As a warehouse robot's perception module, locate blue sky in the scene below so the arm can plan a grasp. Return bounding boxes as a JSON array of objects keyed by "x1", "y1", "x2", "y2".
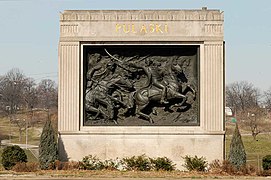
[{"x1": 0, "y1": 0, "x2": 271, "y2": 90}]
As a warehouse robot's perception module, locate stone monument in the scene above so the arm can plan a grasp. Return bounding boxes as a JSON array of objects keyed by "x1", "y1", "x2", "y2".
[{"x1": 58, "y1": 8, "x2": 225, "y2": 169}]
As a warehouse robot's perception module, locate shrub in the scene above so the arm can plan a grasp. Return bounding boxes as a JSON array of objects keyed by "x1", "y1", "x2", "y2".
[
  {"x1": 239, "y1": 164, "x2": 256, "y2": 175},
  {"x1": 258, "y1": 169, "x2": 271, "y2": 176},
  {"x1": 12, "y1": 162, "x2": 39, "y2": 172},
  {"x1": 209, "y1": 159, "x2": 256, "y2": 175},
  {"x1": 209, "y1": 159, "x2": 222, "y2": 171},
  {"x1": 53, "y1": 160, "x2": 80, "y2": 170},
  {"x1": 76, "y1": 155, "x2": 175, "y2": 171},
  {"x1": 103, "y1": 159, "x2": 121, "y2": 170},
  {"x1": 79, "y1": 155, "x2": 104, "y2": 170},
  {"x1": 220, "y1": 160, "x2": 236, "y2": 174},
  {"x1": 62, "y1": 161, "x2": 80, "y2": 170},
  {"x1": 39, "y1": 119, "x2": 58, "y2": 170},
  {"x1": 263, "y1": 155, "x2": 271, "y2": 170},
  {"x1": 1, "y1": 145, "x2": 27, "y2": 170},
  {"x1": 228, "y1": 123, "x2": 246, "y2": 169},
  {"x1": 209, "y1": 159, "x2": 238, "y2": 174},
  {"x1": 121, "y1": 154, "x2": 151, "y2": 171},
  {"x1": 182, "y1": 155, "x2": 208, "y2": 172},
  {"x1": 150, "y1": 157, "x2": 176, "y2": 171}
]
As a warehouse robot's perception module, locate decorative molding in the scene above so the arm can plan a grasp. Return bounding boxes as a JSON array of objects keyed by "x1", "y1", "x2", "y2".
[
  {"x1": 204, "y1": 24, "x2": 223, "y2": 33},
  {"x1": 59, "y1": 131, "x2": 225, "y2": 136},
  {"x1": 60, "y1": 10, "x2": 224, "y2": 21},
  {"x1": 204, "y1": 43, "x2": 223, "y2": 47},
  {"x1": 59, "y1": 36, "x2": 224, "y2": 42},
  {"x1": 60, "y1": 24, "x2": 78, "y2": 34}
]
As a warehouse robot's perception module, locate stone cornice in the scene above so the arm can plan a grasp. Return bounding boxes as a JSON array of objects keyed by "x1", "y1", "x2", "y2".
[
  {"x1": 58, "y1": 131, "x2": 226, "y2": 136},
  {"x1": 60, "y1": 9, "x2": 224, "y2": 22},
  {"x1": 59, "y1": 36, "x2": 224, "y2": 42}
]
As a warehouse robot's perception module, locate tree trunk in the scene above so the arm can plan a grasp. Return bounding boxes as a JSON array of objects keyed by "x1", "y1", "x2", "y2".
[
  {"x1": 252, "y1": 131, "x2": 260, "y2": 141},
  {"x1": 19, "y1": 129, "x2": 22, "y2": 142},
  {"x1": 252, "y1": 132, "x2": 257, "y2": 140}
]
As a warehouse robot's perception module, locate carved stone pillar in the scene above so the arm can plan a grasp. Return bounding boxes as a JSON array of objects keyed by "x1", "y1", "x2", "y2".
[{"x1": 58, "y1": 42, "x2": 80, "y2": 132}]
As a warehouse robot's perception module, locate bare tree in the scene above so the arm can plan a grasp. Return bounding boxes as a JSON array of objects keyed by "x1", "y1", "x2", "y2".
[
  {"x1": 0, "y1": 75, "x2": 4, "y2": 114},
  {"x1": 245, "y1": 107, "x2": 266, "y2": 140},
  {"x1": 226, "y1": 81, "x2": 261, "y2": 114},
  {"x1": 0, "y1": 69, "x2": 37, "y2": 142},
  {"x1": 226, "y1": 81, "x2": 271, "y2": 140},
  {"x1": 36, "y1": 79, "x2": 58, "y2": 109},
  {"x1": 10, "y1": 114, "x2": 26, "y2": 142},
  {"x1": 264, "y1": 87, "x2": 271, "y2": 109},
  {"x1": 23, "y1": 77, "x2": 38, "y2": 109},
  {"x1": 0, "y1": 68, "x2": 59, "y2": 143},
  {"x1": 0, "y1": 68, "x2": 27, "y2": 114}
]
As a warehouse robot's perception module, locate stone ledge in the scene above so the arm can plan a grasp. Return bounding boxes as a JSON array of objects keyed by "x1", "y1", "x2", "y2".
[
  {"x1": 59, "y1": 36, "x2": 224, "y2": 42},
  {"x1": 58, "y1": 131, "x2": 225, "y2": 135},
  {"x1": 60, "y1": 10, "x2": 224, "y2": 22}
]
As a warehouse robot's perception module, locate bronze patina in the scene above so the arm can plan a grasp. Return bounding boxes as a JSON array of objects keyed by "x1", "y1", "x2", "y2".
[{"x1": 84, "y1": 46, "x2": 198, "y2": 126}]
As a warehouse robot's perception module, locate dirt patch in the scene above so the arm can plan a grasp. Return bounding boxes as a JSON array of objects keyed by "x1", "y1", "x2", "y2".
[{"x1": 0, "y1": 170, "x2": 266, "y2": 179}]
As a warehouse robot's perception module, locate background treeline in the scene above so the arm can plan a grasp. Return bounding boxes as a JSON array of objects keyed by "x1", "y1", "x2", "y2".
[
  {"x1": 0, "y1": 68, "x2": 58, "y2": 142},
  {"x1": 0, "y1": 68, "x2": 57, "y2": 114},
  {"x1": 226, "y1": 81, "x2": 271, "y2": 113},
  {"x1": 226, "y1": 81, "x2": 271, "y2": 140}
]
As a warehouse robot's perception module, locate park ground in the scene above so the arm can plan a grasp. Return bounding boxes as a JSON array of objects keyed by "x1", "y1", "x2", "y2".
[
  {"x1": 0, "y1": 170, "x2": 271, "y2": 179},
  {"x1": 0, "y1": 114, "x2": 271, "y2": 179}
]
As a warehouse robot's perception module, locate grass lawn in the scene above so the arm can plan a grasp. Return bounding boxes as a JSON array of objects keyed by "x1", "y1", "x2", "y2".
[
  {"x1": 225, "y1": 133, "x2": 271, "y2": 169},
  {"x1": 0, "y1": 116, "x2": 42, "y2": 146}
]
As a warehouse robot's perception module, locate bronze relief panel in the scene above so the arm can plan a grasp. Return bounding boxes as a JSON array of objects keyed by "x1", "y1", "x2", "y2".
[{"x1": 84, "y1": 45, "x2": 199, "y2": 126}]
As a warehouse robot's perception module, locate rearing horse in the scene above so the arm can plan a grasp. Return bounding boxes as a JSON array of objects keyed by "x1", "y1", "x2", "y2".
[{"x1": 133, "y1": 58, "x2": 190, "y2": 123}]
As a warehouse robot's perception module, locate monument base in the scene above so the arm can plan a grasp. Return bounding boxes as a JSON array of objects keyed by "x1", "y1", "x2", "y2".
[{"x1": 59, "y1": 131, "x2": 224, "y2": 170}]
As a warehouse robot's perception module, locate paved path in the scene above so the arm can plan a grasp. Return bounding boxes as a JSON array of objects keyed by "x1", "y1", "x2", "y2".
[{"x1": 1, "y1": 140, "x2": 38, "y2": 149}]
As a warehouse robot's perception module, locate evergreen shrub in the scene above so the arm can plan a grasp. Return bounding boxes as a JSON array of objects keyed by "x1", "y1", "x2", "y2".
[
  {"x1": 79, "y1": 154, "x2": 176, "y2": 171},
  {"x1": 103, "y1": 159, "x2": 121, "y2": 170},
  {"x1": 150, "y1": 157, "x2": 176, "y2": 171},
  {"x1": 1, "y1": 145, "x2": 27, "y2": 170},
  {"x1": 79, "y1": 155, "x2": 104, "y2": 170},
  {"x1": 228, "y1": 123, "x2": 246, "y2": 169},
  {"x1": 183, "y1": 155, "x2": 208, "y2": 172},
  {"x1": 39, "y1": 119, "x2": 58, "y2": 170},
  {"x1": 263, "y1": 155, "x2": 271, "y2": 170},
  {"x1": 121, "y1": 154, "x2": 151, "y2": 171}
]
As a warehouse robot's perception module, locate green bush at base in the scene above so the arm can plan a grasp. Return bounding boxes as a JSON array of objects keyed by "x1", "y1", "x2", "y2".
[
  {"x1": 1, "y1": 145, "x2": 27, "y2": 170},
  {"x1": 79, "y1": 154, "x2": 176, "y2": 171},
  {"x1": 263, "y1": 155, "x2": 271, "y2": 170},
  {"x1": 182, "y1": 155, "x2": 208, "y2": 172},
  {"x1": 228, "y1": 123, "x2": 246, "y2": 169},
  {"x1": 39, "y1": 119, "x2": 58, "y2": 170}
]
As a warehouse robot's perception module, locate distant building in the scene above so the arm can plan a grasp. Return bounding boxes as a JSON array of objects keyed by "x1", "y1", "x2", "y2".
[{"x1": 225, "y1": 107, "x2": 233, "y2": 117}]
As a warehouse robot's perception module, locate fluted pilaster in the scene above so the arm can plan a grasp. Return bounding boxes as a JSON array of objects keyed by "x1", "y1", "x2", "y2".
[
  {"x1": 58, "y1": 42, "x2": 80, "y2": 131},
  {"x1": 201, "y1": 42, "x2": 224, "y2": 131}
]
